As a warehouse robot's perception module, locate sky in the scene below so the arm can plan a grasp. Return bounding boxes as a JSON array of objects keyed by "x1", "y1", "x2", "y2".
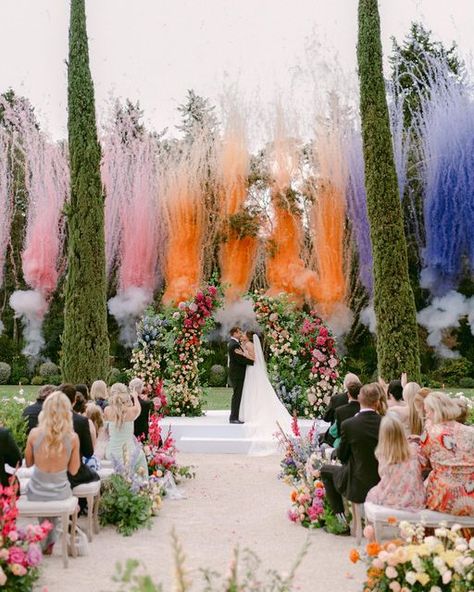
[{"x1": 0, "y1": 0, "x2": 473, "y2": 140}]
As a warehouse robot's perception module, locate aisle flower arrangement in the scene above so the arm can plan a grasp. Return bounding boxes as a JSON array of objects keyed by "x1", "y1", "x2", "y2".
[
  {"x1": 287, "y1": 480, "x2": 326, "y2": 528},
  {"x1": 252, "y1": 292, "x2": 340, "y2": 418},
  {"x1": 277, "y1": 418, "x2": 320, "y2": 484},
  {"x1": 0, "y1": 483, "x2": 52, "y2": 591},
  {"x1": 351, "y1": 522, "x2": 474, "y2": 591},
  {"x1": 130, "y1": 285, "x2": 220, "y2": 416}
]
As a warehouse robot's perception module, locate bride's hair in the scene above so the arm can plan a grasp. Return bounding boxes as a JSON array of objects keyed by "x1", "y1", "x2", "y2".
[{"x1": 245, "y1": 331, "x2": 255, "y2": 340}]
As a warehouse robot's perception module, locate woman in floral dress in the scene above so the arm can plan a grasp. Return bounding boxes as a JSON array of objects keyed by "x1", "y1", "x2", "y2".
[{"x1": 420, "y1": 392, "x2": 474, "y2": 516}]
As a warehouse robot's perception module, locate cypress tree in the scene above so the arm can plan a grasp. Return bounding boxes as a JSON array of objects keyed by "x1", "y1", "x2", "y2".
[
  {"x1": 357, "y1": 0, "x2": 420, "y2": 381},
  {"x1": 61, "y1": 0, "x2": 109, "y2": 383}
]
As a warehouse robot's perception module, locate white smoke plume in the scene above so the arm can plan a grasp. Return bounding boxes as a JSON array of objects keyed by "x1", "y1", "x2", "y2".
[
  {"x1": 360, "y1": 304, "x2": 377, "y2": 334},
  {"x1": 214, "y1": 298, "x2": 259, "y2": 339},
  {"x1": 9, "y1": 290, "x2": 47, "y2": 359},
  {"x1": 417, "y1": 290, "x2": 470, "y2": 358},
  {"x1": 0, "y1": 320, "x2": 4, "y2": 335},
  {"x1": 325, "y1": 303, "x2": 354, "y2": 339},
  {"x1": 108, "y1": 286, "x2": 153, "y2": 347}
]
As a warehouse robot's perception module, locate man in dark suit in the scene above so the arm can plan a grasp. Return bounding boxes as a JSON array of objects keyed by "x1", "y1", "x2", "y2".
[
  {"x1": 22, "y1": 384, "x2": 56, "y2": 434},
  {"x1": 0, "y1": 427, "x2": 22, "y2": 487},
  {"x1": 228, "y1": 326, "x2": 253, "y2": 424},
  {"x1": 59, "y1": 384, "x2": 98, "y2": 490},
  {"x1": 321, "y1": 383, "x2": 382, "y2": 533},
  {"x1": 130, "y1": 377, "x2": 153, "y2": 440},
  {"x1": 335, "y1": 381, "x2": 361, "y2": 437},
  {"x1": 323, "y1": 372, "x2": 360, "y2": 424}
]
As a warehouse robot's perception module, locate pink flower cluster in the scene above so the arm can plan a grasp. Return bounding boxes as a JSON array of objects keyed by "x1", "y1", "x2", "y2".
[
  {"x1": 0, "y1": 484, "x2": 51, "y2": 586},
  {"x1": 301, "y1": 312, "x2": 339, "y2": 389},
  {"x1": 287, "y1": 480, "x2": 326, "y2": 528}
]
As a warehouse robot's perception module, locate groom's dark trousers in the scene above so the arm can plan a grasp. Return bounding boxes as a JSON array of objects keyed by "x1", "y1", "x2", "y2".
[{"x1": 228, "y1": 338, "x2": 254, "y2": 421}]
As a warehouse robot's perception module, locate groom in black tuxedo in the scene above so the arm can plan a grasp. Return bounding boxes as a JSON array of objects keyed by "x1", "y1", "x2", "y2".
[{"x1": 228, "y1": 326, "x2": 253, "y2": 424}]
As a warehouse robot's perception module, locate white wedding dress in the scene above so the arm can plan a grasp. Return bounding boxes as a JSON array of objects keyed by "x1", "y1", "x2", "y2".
[{"x1": 239, "y1": 335, "x2": 292, "y2": 455}]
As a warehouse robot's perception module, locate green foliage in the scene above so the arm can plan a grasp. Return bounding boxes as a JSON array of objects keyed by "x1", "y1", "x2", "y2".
[
  {"x1": 108, "y1": 367, "x2": 128, "y2": 386},
  {"x1": 31, "y1": 376, "x2": 44, "y2": 386},
  {"x1": 0, "y1": 362, "x2": 12, "y2": 384},
  {"x1": 0, "y1": 396, "x2": 28, "y2": 453},
  {"x1": 61, "y1": 0, "x2": 109, "y2": 383},
  {"x1": 459, "y1": 377, "x2": 474, "y2": 389},
  {"x1": 357, "y1": 0, "x2": 421, "y2": 381},
  {"x1": 208, "y1": 364, "x2": 227, "y2": 387},
  {"x1": 176, "y1": 89, "x2": 219, "y2": 143},
  {"x1": 99, "y1": 474, "x2": 153, "y2": 536},
  {"x1": 18, "y1": 377, "x2": 30, "y2": 386},
  {"x1": 9, "y1": 355, "x2": 30, "y2": 384},
  {"x1": 38, "y1": 361, "x2": 59, "y2": 378},
  {"x1": 434, "y1": 357, "x2": 473, "y2": 386}
]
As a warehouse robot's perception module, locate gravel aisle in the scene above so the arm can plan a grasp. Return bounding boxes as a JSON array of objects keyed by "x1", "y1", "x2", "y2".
[{"x1": 39, "y1": 454, "x2": 365, "y2": 591}]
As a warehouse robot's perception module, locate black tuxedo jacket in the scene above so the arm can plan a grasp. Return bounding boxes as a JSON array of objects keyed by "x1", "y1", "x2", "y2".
[
  {"x1": 335, "y1": 410, "x2": 381, "y2": 503},
  {"x1": 228, "y1": 338, "x2": 253, "y2": 386},
  {"x1": 0, "y1": 428, "x2": 22, "y2": 487},
  {"x1": 22, "y1": 399, "x2": 44, "y2": 434},
  {"x1": 335, "y1": 400, "x2": 361, "y2": 436},
  {"x1": 323, "y1": 391, "x2": 349, "y2": 424},
  {"x1": 73, "y1": 412, "x2": 93, "y2": 458}
]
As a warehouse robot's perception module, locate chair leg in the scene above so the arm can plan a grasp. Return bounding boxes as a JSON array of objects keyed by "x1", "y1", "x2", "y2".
[
  {"x1": 70, "y1": 508, "x2": 78, "y2": 559},
  {"x1": 374, "y1": 520, "x2": 382, "y2": 543},
  {"x1": 61, "y1": 513, "x2": 69, "y2": 568},
  {"x1": 93, "y1": 492, "x2": 100, "y2": 535},
  {"x1": 86, "y1": 495, "x2": 94, "y2": 542},
  {"x1": 354, "y1": 504, "x2": 362, "y2": 546}
]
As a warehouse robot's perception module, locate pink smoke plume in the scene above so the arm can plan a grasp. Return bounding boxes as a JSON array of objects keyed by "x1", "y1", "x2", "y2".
[
  {"x1": 103, "y1": 102, "x2": 161, "y2": 345},
  {"x1": 0, "y1": 128, "x2": 13, "y2": 293}
]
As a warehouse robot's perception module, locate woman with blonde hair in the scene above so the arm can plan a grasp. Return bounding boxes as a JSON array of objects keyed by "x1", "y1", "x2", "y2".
[
  {"x1": 366, "y1": 414, "x2": 425, "y2": 511},
  {"x1": 104, "y1": 383, "x2": 147, "y2": 475},
  {"x1": 25, "y1": 391, "x2": 80, "y2": 553},
  {"x1": 90, "y1": 380, "x2": 108, "y2": 410},
  {"x1": 420, "y1": 391, "x2": 474, "y2": 516},
  {"x1": 390, "y1": 382, "x2": 421, "y2": 434},
  {"x1": 85, "y1": 403, "x2": 108, "y2": 459},
  {"x1": 374, "y1": 383, "x2": 388, "y2": 416},
  {"x1": 409, "y1": 387, "x2": 430, "y2": 435}
]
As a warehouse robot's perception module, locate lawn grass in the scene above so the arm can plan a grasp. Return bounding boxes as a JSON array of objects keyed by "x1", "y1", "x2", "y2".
[{"x1": 1, "y1": 385, "x2": 472, "y2": 411}]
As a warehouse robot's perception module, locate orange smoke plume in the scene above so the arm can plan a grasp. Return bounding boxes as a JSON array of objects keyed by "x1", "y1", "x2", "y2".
[
  {"x1": 218, "y1": 119, "x2": 258, "y2": 302},
  {"x1": 162, "y1": 146, "x2": 205, "y2": 306}
]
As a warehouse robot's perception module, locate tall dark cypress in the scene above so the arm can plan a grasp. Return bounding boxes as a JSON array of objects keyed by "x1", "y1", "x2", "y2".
[
  {"x1": 61, "y1": 0, "x2": 109, "y2": 382},
  {"x1": 357, "y1": 0, "x2": 420, "y2": 381}
]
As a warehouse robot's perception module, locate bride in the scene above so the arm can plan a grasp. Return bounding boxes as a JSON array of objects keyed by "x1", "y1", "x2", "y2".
[{"x1": 236, "y1": 331, "x2": 292, "y2": 455}]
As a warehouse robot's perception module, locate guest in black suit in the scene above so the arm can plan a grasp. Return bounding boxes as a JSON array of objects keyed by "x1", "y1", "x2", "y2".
[
  {"x1": 323, "y1": 373, "x2": 360, "y2": 424},
  {"x1": 59, "y1": 384, "x2": 99, "y2": 489},
  {"x1": 22, "y1": 384, "x2": 56, "y2": 434},
  {"x1": 321, "y1": 383, "x2": 382, "y2": 532},
  {"x1": 335, "y1": 381, "x2": 361, "y2": 437},
  {"x1": 228, "y1": 326, "x2": 253, "y2": 424},
  {"x1": 130, "y1": 377, "x2": 153, "y2": 440},
  {"x1": 0, "y1": 427, "x2": 22, "y2": 487}
]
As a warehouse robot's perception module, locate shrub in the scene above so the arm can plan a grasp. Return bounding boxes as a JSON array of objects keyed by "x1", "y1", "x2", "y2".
[
  {"x1": 99, "y1": 474, "x2": 153, "y2": 536},
  {"x1": 209, "y1": 364, "x2": 227, "y2": 387},
  {"x1": 0, "y1": 396, "x2": 28, "y2": 453},
  {"x1": 108, "y1": 367, "x2": 123, "y2": 386},
  {"x1": 19, "y1": 377, "x2": 30, "y2": 386},
  {"x1": 10, "y1": 355, "x2": 30, "y2": 384},
  {"x1": 459, "y1": 376, "x2": 474, "y2": 389},
  {"x1": 31, "y1": 376, "x2": 44, "y2": 386},
  {"x1": 38, "y1": 361, "x2": 60, "y2": 378},
  {"x1": 48, "y1": 374, "x2": 62, "y2": 386},
  {"x1": 433, "y1": 357, "x2": 473, "y2": 385},
  {"x1": 0, "y1": 362, "x2": 11, "y2": 384}
]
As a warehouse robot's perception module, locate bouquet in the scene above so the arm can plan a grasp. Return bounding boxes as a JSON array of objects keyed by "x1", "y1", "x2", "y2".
[
  {"x1": 276, "y1": 417, "x2": 320, "y2": 484},
  {"x1": 0, "y1": 483, "x2": 52, "y2": 591},
  {"x1": 288, "y1": 481, "x2": 326, "y2": 528},
  {"x1": 350, "y1": 521, "x2": 474, "y2": 591}
]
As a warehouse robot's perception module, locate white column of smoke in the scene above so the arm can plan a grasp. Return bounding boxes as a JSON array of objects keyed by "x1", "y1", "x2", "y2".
[
  {"x1": 360, "y1": 304, "x2": 377, "y2": 334},
  {"x1": 325, "y1": 303, "x2": 354, "y2": 340},
  {"x1": 0, "y1": 320, "x2": 4, "y2": 335},
  {"x1": 417, "y1": 291, "x2": 470, "y2": 358},
  {"x1": 9, "y1": 290, "x2": 47, "y2": 359},
  {"x1": 214, "y1": 299, "x2": 259, "y2": 339},
  {"x1": 108, "y1": 287, "x2": 153, "y2": 347}
]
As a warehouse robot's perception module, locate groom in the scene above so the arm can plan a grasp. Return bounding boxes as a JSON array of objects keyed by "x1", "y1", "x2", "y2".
[{"x1": 228, "y1": 326, "x2": 253, "y2": 424}]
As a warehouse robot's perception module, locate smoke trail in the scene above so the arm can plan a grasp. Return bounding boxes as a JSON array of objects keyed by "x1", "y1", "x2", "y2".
[
  {"x1": 108, "y1": 286, "x2": 153, "y2": 347},
  {"x1": 0, "y1": 320, "x2": 4, "y2": 335},
  {"x1": 9, "y1": 290, "x2": 47, "y2": 359},
  {"x1": 214, "y1": 298, "x2": 258, "y2": 339},
  {"x1": 360, "y1": 303, "x2": 376, "y2": 334},
  {"x1": 417, "y1": 291, "x2": 469, "y2": 358},
  {"x1": 0, "y1": 128, "x2": 13, "y2": 290}
]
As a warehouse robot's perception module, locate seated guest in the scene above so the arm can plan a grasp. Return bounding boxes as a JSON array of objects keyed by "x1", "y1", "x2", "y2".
[
  {"x1": 85, "y1": 403, "x2": 108, "y2": 459},
  {"x1": 0, "y1": 427, "x2": 22, "y2": 487},
  {"x1": 58, "y1": 384, "x2": 99, "y2": 488},
  {"x1": 104, "y1": 383, "x2": 148, "y2": 476},
  {"x1": 366, "y1": 414, "x2": 425, "y2": 511},
  {"x1": 75, "y1": 383, "x2": 90, "y2": 401},
  {"x1": 420, "y1": 391, "x2": 474, "y2": 516},
  {"x1": 25, "y1": 391, "x2": 80, "y2": 554},
  {"x1": 90, "y1": 380, "x2": 109, "y2": 410},
  {"x1": 387, "y1": 380, "x2": 403, "y2": 408},
  {"x1": 130, "y1": 378, "x2": 153, "y2": 441},
  {"x1": 328, "y1": 381, "x2": 362, "y2": 449},
  {"x1": 22, "y1": 384, "x2": 56, "y2": 434},
  {"x1": 375, "y1": 383, "x2": 388, "y2": 416},
  {"x1": 73, "y1": 392, "x2": 87, "y2": 414},
  {"x1": 390, "y1": 382, "x2": 421, "y2": 434},
  {"x1": 410, "y1": 387, "x2": 431, "y2": 435},
  {"x1": 323, "y1": 373, "x2": 360, "y2": 445},
  {"x1": 321, "y1": 383, "x2": 382, "y2": 532}
]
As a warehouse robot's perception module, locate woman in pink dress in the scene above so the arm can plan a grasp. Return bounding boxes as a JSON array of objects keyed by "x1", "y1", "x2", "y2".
[
  {"x1": 366, "y1": 414, "x2": 425, "y2": 511},
  {"x1": 420, "y1": 392, "x2": 474, "y2": 516}
]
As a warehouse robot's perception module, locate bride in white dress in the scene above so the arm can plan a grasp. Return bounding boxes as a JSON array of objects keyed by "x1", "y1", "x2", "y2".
[{"x1": 237, "y1": 332, "x2": 292, "y2": 455}]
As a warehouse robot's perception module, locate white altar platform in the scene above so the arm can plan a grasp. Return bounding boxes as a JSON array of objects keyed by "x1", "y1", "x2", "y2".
[{"x1": 160, "y1": 410, "x2": 329, "y2": 454}]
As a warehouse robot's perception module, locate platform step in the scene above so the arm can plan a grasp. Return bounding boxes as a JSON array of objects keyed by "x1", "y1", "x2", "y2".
[{"x1": 180, "y1": 436, "x2": 254, "y2": 454}]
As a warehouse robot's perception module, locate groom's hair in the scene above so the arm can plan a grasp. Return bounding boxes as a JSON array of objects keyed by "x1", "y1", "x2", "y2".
[{"x1": 230, "y1": 326, "x2": 241, "y2": 336}]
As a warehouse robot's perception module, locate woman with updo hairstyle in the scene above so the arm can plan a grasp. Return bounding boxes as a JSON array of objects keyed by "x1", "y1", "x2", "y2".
[
  {"x1": 90, "y1": 379, "x2": 109, "y2": 410},
  {"x1": 420, "y1": 391, "x2": 474, "y2": 516},
  {"x1": 25, "y1": 391, "x2": 80, "y2": 554},
  {"x1": 104, "y1": 383, "x2": 148, "y2": 476}
]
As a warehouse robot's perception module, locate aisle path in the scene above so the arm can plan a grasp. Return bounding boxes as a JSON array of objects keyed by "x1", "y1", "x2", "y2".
[{"x1": 40, "y1": 454, "x2": 366, "y2": 591}]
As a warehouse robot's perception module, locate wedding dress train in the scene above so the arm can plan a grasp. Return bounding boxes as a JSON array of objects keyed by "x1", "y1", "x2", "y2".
[{"x1": 239, "y1": 335, "x2": 292, "y2": 455}]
